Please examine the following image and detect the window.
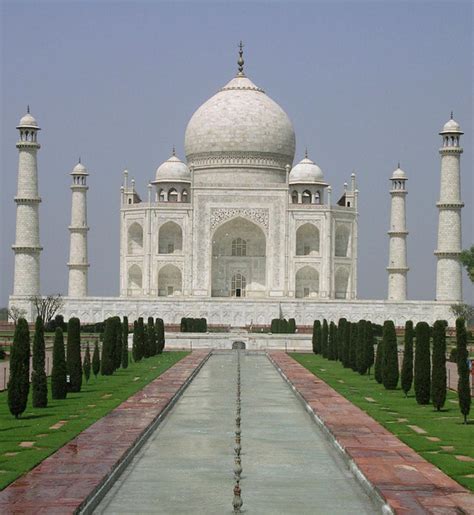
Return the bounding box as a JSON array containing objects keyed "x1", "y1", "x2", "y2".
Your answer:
[
  {"x1": 232, "y1": 237, "x2": 247, "y2": 256},
  {"x1": 302, "y1": 190, "x2": 311, "y2": 204},
  {"x1": 291, "y1": 190, "x2": 298, "y2": 204},
  {"x1": 167, "y1": 286, "x2": 174, "y2": 296},
  {"x1": 231, "y1": 273, "x2": 246, "y2": 297},
  {"x1": 168, "y1": 188, "x2": 178, "y2": 202}
]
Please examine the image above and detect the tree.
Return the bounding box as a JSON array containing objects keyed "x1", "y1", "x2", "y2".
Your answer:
[
  {"x1": 66, "y1": 317, "x2": 82, "y2": 392},
  {"x1": 350, "y1": 323, "x2": 358, "y2": 371},
  {"x1": 456, "y1": 318, "x2": 471, "y2": 424},
  {"x1": 356, "y1": 320, "x2": 367, "y2": 374},
  {"x1": 155, "y1": 318, "x2": 165, "y2": 354},
  {"x1": 374, "y1": 336, "x2": 384, "y2": 384},
  {"x1": 29, "y1": 294, "x2": 64, "y2": 323},
  {"x1": 321, "y1": 319, "x2": 329, "y2": 358},
  {"x1": 337, "y1": 318, "x2": 346, "y2": 362},
  {"x1": 146, "y1": 317, "x2": 156, "y2": 357},
  {"x1": 328, "y1": 322, "x2": 337, "y2": 360},
  {"x1": 7, "y1": 305, "x2": 27, "y2": 325},
  {"x1": 51, "y1": 328, "x2": 67, "y2": 399},
  {"x1": 401, "y1": 321, "x2": 414, "y2": 397},
  {"x1": 342, "y1": 322, "x2": 351, "y2": 368},
  {"x1": 92, "y1": 341, "x2": 100, "y2": 378},
  {"x1": 113, "y1": 317, "x2": 122, "y2": 369},
  {"x1": 382, "y1": 320, "x2": 399, "y2": 389},
  {"x1": 101, "y1": 318, "x2": 116, "y2": 375},
  {"x1": 460, "y1": 245, "x2": 474, "y2": 282},
  {"x1": 137, "y1": 318, "x2": 146, "y2": 359},
  {"x1": 121, "y1": 316, "x2": 129, "y2": 368},
  {"x1": 132, "y1": 320, "x2": 141, "y2": 362},
  {"x1": 7, "y1": 318, "x2": 30, "y2": 418},
  {"x1": 365, "y1": 321, "x2": 375, "y2": 376},
  {"x1": 312, "y1": 321, "x2": 320, "y2": 354},
  {"x1": 414, "y1": 322, "x2": 431, "y2": 405},
  {"x1": 450, "y1": 304, "x2": 474, "y2": 325},
  {"x1": 32, "y1": 316, "x2": 47, "y2": 408},
  {"x1": 431, "y1": 320, "x2": 447, "y2": 411},
  {"x1": 83, "y1": 343, "x2": 91, "y2": 383},
  {"x1": 270, "y1": 319, "x2": 279, "y2": 333},
  {"x1": 288, "y1": 318, "x2": 296, "y2": 334}
]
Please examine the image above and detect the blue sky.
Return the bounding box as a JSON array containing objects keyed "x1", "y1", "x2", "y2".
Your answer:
[{"x1": 1, "y1": 1, "x2": 472, "y2": 305}]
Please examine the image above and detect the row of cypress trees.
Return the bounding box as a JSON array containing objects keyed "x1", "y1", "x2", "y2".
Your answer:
[
  {"x1": 132, "y1": 317, "x2": 165, "y2": 362},
  {"x1": 270, "y1": 318, "x2": 296, "y2": 334}
]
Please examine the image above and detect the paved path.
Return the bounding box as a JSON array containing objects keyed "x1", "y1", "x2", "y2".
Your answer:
[{"x1": 96, "y1": 352, "x2": 378, "y2": 514}]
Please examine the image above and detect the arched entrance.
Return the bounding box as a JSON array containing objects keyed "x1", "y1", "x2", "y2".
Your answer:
[
  {"x1": 211, "y1": 217, "x2": 266, "y2": 297},
  {"x1": 158, "y1": 264, "x2": 182, "y2": 297}
]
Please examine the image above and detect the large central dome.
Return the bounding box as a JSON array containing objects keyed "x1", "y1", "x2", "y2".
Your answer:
[{"x1": 184, "y1": 73, "x2": 296, "y2": 174}]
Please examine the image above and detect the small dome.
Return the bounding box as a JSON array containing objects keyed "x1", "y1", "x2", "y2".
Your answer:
[
  {"x1": 391, "y1": 166, "x2": 406, "y2": 179},
  {"x1": 72, "y1": 161, "x2": 88, "y2": 175},
  {"x1": 154, "y1": 153, "x2": 191, "y2": 183},
  {"x1": 17, "y1": 111, "x2": 39, "y2": 129},
  {"x1": 289, "y1": 156, "x2": 324, "y2": 184},
  {"x1": 440, "y1": 116, "x2": 463, "y2": 134}
]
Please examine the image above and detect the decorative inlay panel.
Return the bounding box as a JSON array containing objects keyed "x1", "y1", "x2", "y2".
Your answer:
[{"x1": 210, "y1": 207, "x2": 269, "y2": 231}]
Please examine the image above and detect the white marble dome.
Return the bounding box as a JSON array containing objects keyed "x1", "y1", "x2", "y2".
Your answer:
[
  {"x1": 72, "y1": 161, "x2": 88, "y2": 174},
  {"x1": 155, "y1": 153, "x2": 191, "y2": 183},
  {"x1": 184, "y1": 74, "x2": 296, "y2": 168},
  {"x1": 17, "y1": 112, "x2": 39, "y2": 129},
  {"x1": 289, "y1": 157, "x2": 324, "y2": 184},
  {"x1": 440, "y1": 117, "x2": 462, "y2": 134},
  {"x1": 391, "y1": 166, "x2": 406, "y2": 179}
]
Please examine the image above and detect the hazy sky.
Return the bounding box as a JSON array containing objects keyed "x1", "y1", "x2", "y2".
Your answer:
[{"x1": 1, "y1": 0, "x2": 472, "y2": 306}]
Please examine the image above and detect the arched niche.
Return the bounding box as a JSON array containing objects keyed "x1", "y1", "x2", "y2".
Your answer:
[
  {"x1": 128, "y1": 223, "x2": 143, "y2": 254},
  {"x1": 335, "y1": 224, "x2": 351, "y2": 257},
  {"x1": 295, "y1": 266, "x2": 319, "y2": 298},
  {"x1": 158, "y1": 221, "x2": 183, "y2": 254},
  {"x1": 296, "y1": 223, "x2": 320, "y2": 256},
  {"x1": 335, "y1": 267, "x2": 350, "y2": 299},
  {"x1": 128, "y1": 264, "x2": 142, "y2": 295},
  {"x1": 158, "y1": 264, "x2": 182, "y2": 297}
]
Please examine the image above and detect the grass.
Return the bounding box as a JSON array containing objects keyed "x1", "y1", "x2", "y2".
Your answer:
[
  {"x1": 0, "y1": 351, "x2": 188, "y2": 490},
  {"x1": 290, "y1": 353, "x2": 474, "y2": 492}
]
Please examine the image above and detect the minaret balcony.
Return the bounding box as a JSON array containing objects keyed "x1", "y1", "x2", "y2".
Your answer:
[
  {"x1": 14, "y1": 196, "x2": 41, "y2": 204},
  {"x1": 435, "y1": 201, "x2": 464, "y2": 209},
  {"x1": 11, "y1": 244, "x2": 43, "y2": 252},
  {"x1": 434, "y1": 250, "x2": 461, "y2": 257},
  {"x1": 439, "y1": 147, "x2": 463, "y2": 155},
  {"x1": 67, "y1": 262, "x2": 90, "y2": 268},
  {"x1": 386, "y1": 266, "x2": 409, "y2": 272},
  {"x1": 387, "y1": 230, "x2": 408, "y2": 236},
  {"x1": 16, "y1": 141, "x2": 40, "y2": 150},
  {"x1": 68, "y1": 225, "x2": 90, "y2": 232}
]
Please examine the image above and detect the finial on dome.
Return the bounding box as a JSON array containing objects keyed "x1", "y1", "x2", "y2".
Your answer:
[
  {"x1": 172, "y1": 145, "x2": 176, "y2": 156},
  {"x1": 304, "y1": 147, "x2": 308, "y2": 159},
  {"x1": 397, "y1": 161, "x2": 400, "y2": 169},
  {"x1": 450, "y1": 110, "x2": 454, "y2": 119},
  {"x1": 237, "y1": 41, "x2": 245, "y2": 75},
  {"x1": 27, "y1": 105, "x2": 30, "y2": 114},
  {"x1": 78, "y1": 156, "x2": 81, "y2": 164}
]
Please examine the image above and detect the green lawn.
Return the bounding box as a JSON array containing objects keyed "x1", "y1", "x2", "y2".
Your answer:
[
  {"x1": 290, "y1": 353, "x2": 474, "y2": 492},
  {"x1": 0, "y1": 351, "x2": 188, "y2": 490}
]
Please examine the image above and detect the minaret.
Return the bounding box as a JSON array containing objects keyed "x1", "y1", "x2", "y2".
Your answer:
[
  {"x1": 12, "y1": 108, "x2": 42, "y2": 297},
  {"x1": 435, "y1": 114, "x2": 464, "y2": 302},
  {"x1": 67, "y1": 159, "x2": 89, "y2": 297},
  {"x1": 387, "y1": 164, "x2": 409, "y2": 300}
]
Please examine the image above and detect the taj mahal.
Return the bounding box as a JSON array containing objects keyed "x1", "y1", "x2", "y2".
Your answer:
[{"x1": 9, "y1": 46, "x2": 465, "y2": 326}]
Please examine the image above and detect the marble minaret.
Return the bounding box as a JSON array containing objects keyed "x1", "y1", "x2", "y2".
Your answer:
[
  {"x1": 435, "y1": 114, "x2": 464, "y2": 302},
  {"x1": 387, "y1": 165, "x2": 409, "y2": 300},
  {"x1": 12, "y1": 108, "x2": 42, "y2": 297},
  {"x1": 67, "y1": 160, "x2": 89, "y2": 297}
]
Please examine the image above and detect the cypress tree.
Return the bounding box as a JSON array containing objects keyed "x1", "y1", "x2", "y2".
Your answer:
[
  {"x1": 8, "y1": 318, "x2": 30, "y2": 418},
  {"x1": 337, "y1": 318, "x2": 347, "y2": 362},
  {"x1": 382, "y1": 320, "x2": 399, "y2": 389},
  {"x1": 401, "y1": 321, "x2": 414, "y2": 397},
  {"x1": 32, "y1": 316, "x2": 48, "y2": 408},
  {"x1": 83, "y1": 343, "x2": 91, "y2": 383},
  {"x1": 312, "y1": 320, "x2": 320, "y2": 354},
  {"x1": 92, "y1": 341, "x2": 100, "y2": 377},
  {"x1": 121, "y1": 316, "x2": 129, "y2": 368},
  {"x1": 51, "y1": 327, "x2": 67, "y2": 400},
  {"x1": 431, "y1": 320, "x2": 447, "y2": 411},
  {"x1": 374, "y1": 336, "x2": 384, "y2": 384},
  {"x1": 456, "y1": 318, "x2": 471, "y2": 424},
  {"x1": 147, "y1": 317, "x2": 156, "y2": 356},
  {"x1": 180, "y1": 317, "x2": 186, "y2": 332},
  {"x1": 101, "y1": 318, "x2": 116, "y2": 375},
  {"x1": 270, "y1": 319, "x2": 278, "y2": 333},
  {"x1": 365, "y1": 321, "x2": 375, "y2": 376},
  {"x1": 328, "y1": 322, "x2": 336, "y2": 360},
  {"x1": 137, "y1": 317, "x2": 146, "y2": 360},
  {"x1": 350, "y1": 323, "x2": 358, "y2": 371},
  {"x1": 414, "y1": 321, "x2": 431, "y2": 405},
  {"x1": 114, "y1": 317, "x2": 122, "y2": 369},
  {"x1": 342, "y1": 322, "x2": 351, "y2": 368},
  {"x1": 288, "y1": 318, "x2": 296, "y2": 334},
  {"x1": 132, "y1": 320, "x2": 141, "y2": 362},
  {"x1": 356, "y1": 320, "x2": 367, "y2": 374},
  {"x1": 66, "y1": 317, "x2": 82, "y2": 392},
  {"x1": 321, "y1": 319, "x2": 329, "y2": 358},
  {"x1": 155, "y1": 318, "x2": 165, "y2": 354}
]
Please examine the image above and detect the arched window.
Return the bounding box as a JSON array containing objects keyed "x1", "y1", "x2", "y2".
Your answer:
[
  {"x1": 315, "y1": 191, "x2": 321, "y2": 204},
  {"x1": 232, "y1": 237, "x2": 247, "y2": 256},
  {"x1": 128, "y1": 264, "x2": 142, "y2": 295},
  {"x1": 302, "y1": 190, "x2": 311, "y2": 204},
  {"x1": 296, "y1": 223, "x2": 320, "y2": 256},
  {"x1": 295, "y1": 266, "x2": 319, "y2": 298},
  {"x1": 335, "y1": 224, "x2": 351, "y2": 257},
  {"x1": 182, "y1": 189, "x2": 188, "y2": 202},
  {"x1": 158, "y1": 264, "x2": 182, "y2": 297},
  {"x1": 231, "y1": 273, "x2": 246, "y2": 297},
  {"x1": 291, "y1": 190, "x2": 298, "y2": 204},
  {"x1": 158, "y1": 221, "x2": 183, "y2": 254},
  {"x1": 128, "y1": 223, "x2": 143, "y2": 254},
  {"x1": 168, "y1": 188, "x2": 178, "y2": 202}
]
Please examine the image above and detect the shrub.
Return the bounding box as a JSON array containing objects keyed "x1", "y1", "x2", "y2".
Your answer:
[
  {"x1": 382, "y1": 320, "x2": 399, "y2": 389},
  {"x1": 66, "y1": 317, "x2": 82, "y2": 392},
  {"x1": 83, "y1": 344, "x2": 91, "y2": 383},
  {"x1": 101, "y1": 318, "x2": 116, "y2": 375},
  {"x1": 401, "y1": 321, "x2": 414, "y2": 397},
  {"x1": 456, "y1": 318, "x2": 471, "y2": 424},
  {"x1": 328, "y1": 322, "x2": 337, "y2": 360},
  {"x1": 288, "y1": 318, "x2": 296, "y2": 334},
  {"x1": 365, "y1": 321, "x2": 375, "y2": 375},
  {"x1": 132, "y1": 320, "x2": 141, "y2": 362},
  {"x1": 414, "y1": 321, "x2": 431, "y2": 405},
  {"x1": 337, "y1": 318, "x2": 347, "y2": 362},
  {"x1": 113, "y1": 317, "x2": 123, "y2": 369},
  {"x1": 321, "y1": 320, "x2": 329, "y2": 358},
  {"x1": 180, "y1": 317, "x2": 187, "y2": 332},
  {"x1": 51, "y1": 328, "x2": 67, "y2": 400},
  {"x1": 7, "y1": 318, "x2": 30, "y2": 418},
  {"x1": 92, "y1": 341, "x2": 100, "y2": 377},
  {"x1": 121, "y1": 316, "x2": 129, "y2": 368},
  {"x1": 356, "y1": 320, "x2": 367, "y2": 374},
  {"x1": 155, "y1": 318, "x2": 165, "y2": 354},
  {"x1": 32, "y1": 316, "x2": 47, "y2": 408},
  {"x1": 374, "y1": 336, "x2": 384, "y2": 384},
  {"x1": 312, "y1": 321, "x2": 320, "y2": 354},
  {"x1": 137, "y1": 317, "x2": 146, "y2": 358},
  {"x1": 449, "y1": 347, "x2": 458, "y2": 363},
  {"x1": 431, "y1": 320, "x2": 447, "y2": 411},
  {"x1": 146, "y1": 317, "x2": 156, "y2": 357},
  {"x1": 350, "y1": 322, "x2": 358, "y2": 371}
]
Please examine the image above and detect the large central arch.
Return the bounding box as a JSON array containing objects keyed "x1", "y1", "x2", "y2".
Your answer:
[{"x1": 211, "y1": 217, "x2": 266, "y2": 298}]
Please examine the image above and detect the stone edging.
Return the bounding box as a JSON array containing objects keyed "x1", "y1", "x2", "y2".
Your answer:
[
  {"x1": 267, "y1": 351, "x2": 474, "y2": 514},
  {"x1": 0, "y1": 351, "x2": 211, "y2": 514}
]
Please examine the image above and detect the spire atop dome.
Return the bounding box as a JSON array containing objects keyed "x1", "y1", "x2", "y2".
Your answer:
[
  {"x1": 450, "y1": 110, "x2": 454, "y2": 119},
  {"x1": 237, "y1": 41, "x2": 245, "y2": 76},
  {"x1": 172, "y1": 145, "x2": 176, "y2": 156},
  {"x1": 305, "y1": 147, "x2": 308, "y2": 159},
  {"x1": 27, "y1": 105, "x2": 30, "y2": 114}
]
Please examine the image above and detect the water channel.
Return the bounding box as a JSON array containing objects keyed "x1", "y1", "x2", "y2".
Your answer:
[{"x1": 95, "y1": 352, "x2": 379, "y2": 514}]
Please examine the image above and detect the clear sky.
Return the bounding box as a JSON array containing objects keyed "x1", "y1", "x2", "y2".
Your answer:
[{"x1": 0, "y1": 0, "x2": 472, "y2": 306}]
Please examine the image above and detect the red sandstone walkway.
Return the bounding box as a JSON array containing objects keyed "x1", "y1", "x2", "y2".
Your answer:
[
  {"x1": 0, "y1": 351, "x2": 210, "y2": 514},
  {"x1": 269, "y1": 351, "x2": 474, "y2": 514}
]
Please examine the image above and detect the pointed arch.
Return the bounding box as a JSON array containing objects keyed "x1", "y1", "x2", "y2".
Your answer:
[
  {"x1": 296, "y1": 223, "x2": 320, "y2": 256},
  {"x1": 128, "y1": 264, "x2": 142, "y2": 295},
  {"x1": 335, "y1": 267, "x2": 350, "y2": 299},
  {"x1": 335, "y1": 224, "x2": 351, "y2": 257},
  {"x1": 158, "y1": 264, "x2": 182, "y2": 297},
  {"x1": 128, "y1": 223, "x2": 143, "y2": 254},
  {"x1": 158, "y1": 221, "x2": 183, "y2": 254},
  {"x1": 295, "y1": 266, "x2": 319, "y2": 298}
]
